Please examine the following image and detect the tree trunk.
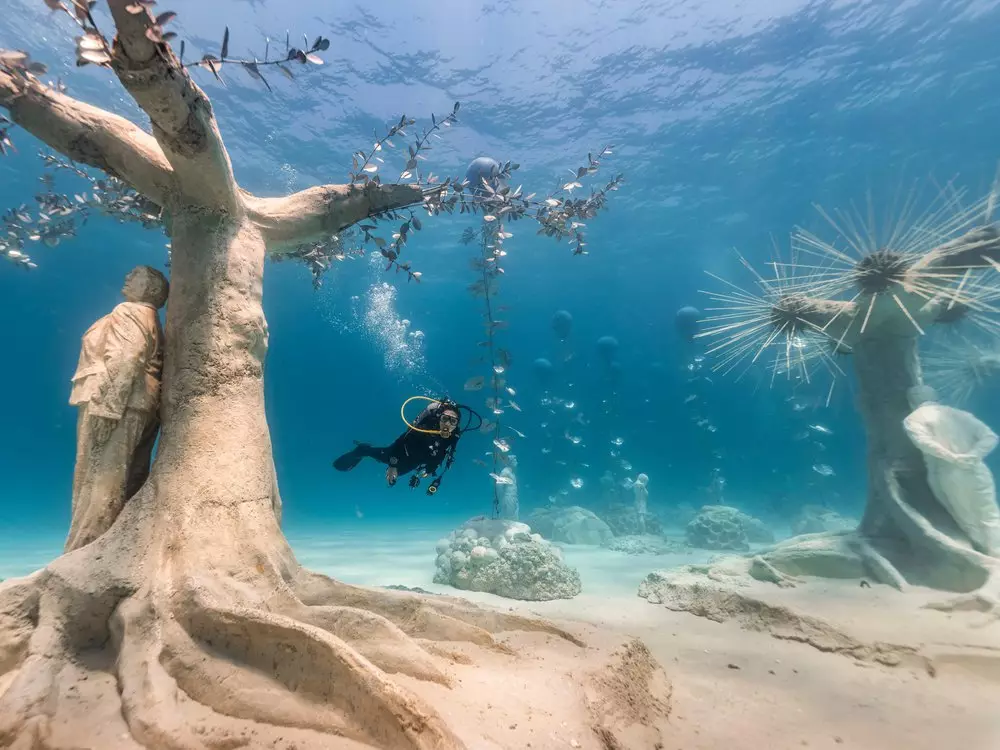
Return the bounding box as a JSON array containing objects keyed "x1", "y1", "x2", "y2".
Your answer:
[
  {"x1": 746, "y1": 332, "x2": 997, "y2": 596},
  {"x1": 854, "y1": 334, "x2": 939, "y2": 535},
  {"x1": 0, "y1": 211, "x2": 609, "y2": 750},
  {"x1": 151, "y1": 210, "x2": 286, "y2": 562},
  {"x1": 849, "y1": 334, "x2": 990, "y2": 591}
]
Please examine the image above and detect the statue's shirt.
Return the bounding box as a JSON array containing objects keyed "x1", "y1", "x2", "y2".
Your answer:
[{"x1": 70, "y1": 301, "x2": 164, "y2": 419}]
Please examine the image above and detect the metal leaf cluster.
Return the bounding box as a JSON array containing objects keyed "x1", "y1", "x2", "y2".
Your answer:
[
  {"x1": 273, "y1": 206, "x2": 426, "y2": 291},
  {"x1": 0, "y1": 113, "x2": 15, "y2": 156},
  {"x1": 41, "y1": 0, "x2": 332, "y2": 89},
  {"x1": 425, "y1": 145, "x2": 622, "y2": 257},
  {"x1": 190, "y1": 27, "x2": 331, "y2": 90},
  {"x1": 348, "y1": 101, "x2": 460, "y2": 186},
  {"x1": 0, "y1": 49, "x2": 50, "y2": 100},
  {"x1": 270, "y1": 231, "x2": 360, "y2": 289},
  {"x1": 39, "y1": 0, "x2": 113, "y2": 67},
  {"x1": 1, "y1": 152, "x2": 163, "y2": 270},
  {"x1": 0, "y1": 47, "x2": 65, "y2": 154}
]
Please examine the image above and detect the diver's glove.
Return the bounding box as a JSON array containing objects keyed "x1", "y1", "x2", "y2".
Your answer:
[{"x1": 408, "y1": 474, "x2": 421, "y2": 489}]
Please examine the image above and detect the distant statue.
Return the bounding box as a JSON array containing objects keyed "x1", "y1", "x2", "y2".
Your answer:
[
  {"x1": 633, "y1": 473, "x2": 649, "y2": 534},
  {"x1": 499, "y1": 455, "x2": 519, "y2": 521},
  {"x1": 903, "y1": 385, "x2": 1000, "y2": 557},
  {"x1": 707, "y1": 467, "x2": 726, "y2": 504},
  {"x1": 65, "y1": 266, "x2": 168, "y2": 552}
]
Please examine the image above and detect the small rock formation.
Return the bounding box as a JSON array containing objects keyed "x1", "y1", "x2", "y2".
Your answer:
[
  {"x1": 685, "y1": 506, "x2": 746, "y2": 550},
  {"x1": 603, "y1": 535, "x2": 687, "y2": 556},
  {"x1": 65, "y1": 266, "x2": 168, "y2": 552},
  {"x1": 528, "y1": 505, "x2": 615, "y2": 545},
  {"x1": 791, "y1": 505, "x2": 858, "y2": 536},
  {"x1": 684, "y1": 506, "x2": 774, "y2": 551},
  {"x1": 433, "y1": 517, "x2": 582, "y2": 601}
]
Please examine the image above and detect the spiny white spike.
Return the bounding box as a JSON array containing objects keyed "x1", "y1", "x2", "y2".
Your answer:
[
  {"x1": 860, "y1": 293, "x2": 878, "y2": 335},
  {"x1": 892, "y1": 292, "x2": 926, "y2": 336}
]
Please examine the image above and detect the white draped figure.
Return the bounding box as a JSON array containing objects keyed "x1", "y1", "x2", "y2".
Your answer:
[
  {"x1": 499, "y1": 455, "x2": 519, "y2": 521},
  {"x1": 633, "y1": 473, "x2": 649, "y2": 534},
  {"x1": 65, "y1": 266, "x2": 168, "y2": 552},
  {"x1": 903, "y1": 385, "x2": 1000, "y2": 557}
]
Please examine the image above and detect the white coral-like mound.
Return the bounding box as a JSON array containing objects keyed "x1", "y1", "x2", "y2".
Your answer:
[{"x1": 433, "y1": 518, "x2": 582, "y2": 601}]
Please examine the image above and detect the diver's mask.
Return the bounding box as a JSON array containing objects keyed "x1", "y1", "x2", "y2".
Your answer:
[{"x1": 439, "y1": 411, "x2": 459, "y2": 435}]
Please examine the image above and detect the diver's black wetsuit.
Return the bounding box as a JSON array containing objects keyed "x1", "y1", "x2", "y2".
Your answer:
[{"x1": 332, "y1": 402, "x2": 460, "y2": 490}]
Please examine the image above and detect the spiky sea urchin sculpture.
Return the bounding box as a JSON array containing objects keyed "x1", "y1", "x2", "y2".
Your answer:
[
  {"x1": 699, "y1": 183, "x2": 1000, "y2": 385},
  {"x1": 923, "y1": 334, "x2": 1000, "y2": 405},
  {"x1": 693, "y1": 179, "x2": 1000, "y2": 609},
  {"x1": 697, "y1": 250, "x2": 847, "y2": 395}
]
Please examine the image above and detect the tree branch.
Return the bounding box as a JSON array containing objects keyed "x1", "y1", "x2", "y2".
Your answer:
[
  {"x1": 770, "y1": 294, "x2": 857, "y2": 349},
  {"x1": 909, "y1": 224, "x2": 1000, "y2": 273},
  {"x1": 0, "y1": 66, "x2": 173, "y2": 206},
  {"x1": 245, "y1": 182, "x2": 425, "y2": 254},
  {"x1": 106, "y1": 0, "x2": 238, "y2": 212}
]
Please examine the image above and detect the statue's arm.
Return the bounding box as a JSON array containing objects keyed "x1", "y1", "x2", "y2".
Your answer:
[
  {"x1": 960, "y1": 412, "x2": 1000, "y2": 458},
  {"x1": 903, "y1": 411, "x2": 963, "y2": 462}
]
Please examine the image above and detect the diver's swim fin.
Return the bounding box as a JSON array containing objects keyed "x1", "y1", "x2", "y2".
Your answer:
[
  {"x1": 332, "y1": 442, "x2": 372, "y2": 472},
  {"x1": 333, "y1": 449, "x2": 364, "y2": 472}
]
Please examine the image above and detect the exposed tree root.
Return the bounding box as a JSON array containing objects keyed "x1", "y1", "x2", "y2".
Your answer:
[
  {"x1": 0, "y1": 548, "x2": 594, "y2": 750},
  {"x1": 290, "y1": 604, "x2": 452, "y2": 685},
  {"x1": 294, "y1": 569, "x2": 587, "y2": 647}
]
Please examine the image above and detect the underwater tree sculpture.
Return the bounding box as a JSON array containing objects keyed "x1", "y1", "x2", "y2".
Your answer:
[
  {"x1": 0, "y1": 5, "x2": 650, "y2": 748},
  {"x1": 698, "y1": 188, "x2": 1000, "y2": 608}
]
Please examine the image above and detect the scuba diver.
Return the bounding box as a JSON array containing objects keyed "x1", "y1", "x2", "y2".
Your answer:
[{"x1": 332, "y1": 397, "x2": 479, "y2": 495}]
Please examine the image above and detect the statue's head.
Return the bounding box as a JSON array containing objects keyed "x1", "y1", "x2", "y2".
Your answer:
[
  {"x1": 123, "y1": 266, "x2": 169, "y2": 309},
  {"x1": 907, "y1": 384, "x2": 939, "y2": 409},
  {"x1": 636, "y1": 473, "x2": 649, "y2": 487},
  {"x1": 507, "y1": 454, "x2": 518, "y2": 469}
]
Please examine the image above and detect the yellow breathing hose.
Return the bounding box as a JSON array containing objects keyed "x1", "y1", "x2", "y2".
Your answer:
[{"x1": 401, "y1": 395, "x2": 446, "y2": 435}]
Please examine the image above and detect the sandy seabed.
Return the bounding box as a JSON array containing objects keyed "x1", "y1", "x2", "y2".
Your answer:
[{"x1": 2, "y1": 520, "x2": 999, "y2": 750}]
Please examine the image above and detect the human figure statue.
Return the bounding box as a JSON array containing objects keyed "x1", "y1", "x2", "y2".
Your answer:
[
  {"x1": 707, "y1": 467, "x2": 726, "y2": 505},
  {"x1": 903, "y1": 385, "x2": 1000, "y2": 557},
  {"x1": 65, "y1": 266, "x2": 168, "y2": 552},
  {"x1": 633, "y1": 472, "x2": 649, "y2": 534},
  {"x1": 499, "y1": 455, "x2": 519, "y2": 521}
]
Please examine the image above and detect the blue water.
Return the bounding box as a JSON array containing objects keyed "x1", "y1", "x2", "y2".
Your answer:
[{"x1": 2, "y1": 0, "x2": 1000, "y2": 550}]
